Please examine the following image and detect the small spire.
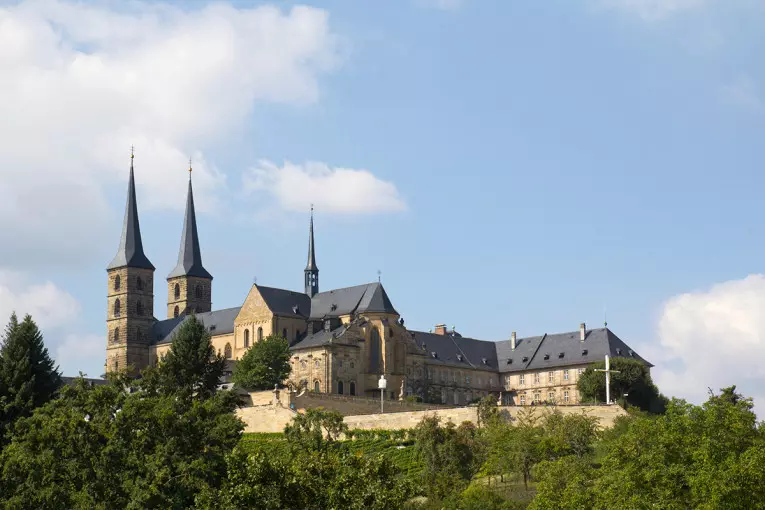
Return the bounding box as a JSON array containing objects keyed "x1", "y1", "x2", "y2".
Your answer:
[
  {"x1": 107, "y1": 148, "x2": 154, "y2": 271},
  {"x1": 304, "y1": 206, "x2": 319, "y2": 296},
  {"x1": 168, "y1": 162, "x2": 212, "y2": 280}
]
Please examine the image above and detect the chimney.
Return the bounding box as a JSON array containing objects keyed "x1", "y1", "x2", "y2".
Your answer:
[
  {"x1": 579, "y1": 322, "x2": 586, "y2": 342},
  {"x1": 434, "y1": 324, "x2": 447, "y2": 335},
  {"x1": 511, "y1": 331, "x2": 517, "y2": 350}
]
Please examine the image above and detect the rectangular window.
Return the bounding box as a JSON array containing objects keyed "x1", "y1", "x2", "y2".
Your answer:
[
  {"x1": 563, "y1": 369, "x2": 569, "y2": 381},
  {"x1": 564, "y1": 391, "x2": 569, "y2": 403},
  {"x1": 534, "y1": 373, "x2": 540, "y2": 384},
  {"x1": 520, "y1": 395, "x2": 526, "y2": 405},
  {"x1": 466, "y1": 375, "x2": 471, "y2": 385},
  {"x1": 519, "y1": 374, "x2": 525, "y2": 385},
  {"x1": 338, "y1": 360, "x2": 343, "y2": 367},
  {"x1": 548, "y1": 391, "x2": 555, "y2": 401},
  {"x1": 548, "y1": 371, "x2": 554, "y2": 383},
  {"x1": 578, "y1": 368, "x2": 584, "y2": 375},
  {"x1": 534, "y1": 393, "x2": 541, "y2": 404}
]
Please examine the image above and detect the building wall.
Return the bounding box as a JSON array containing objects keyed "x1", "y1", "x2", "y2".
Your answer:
[
  {"x1": 166, "y1": 276, "x2": 212, "y2": 319},
  {"x1": 106, "y1": 267, "x2": 154, "y2": 375},
  {"x1": 501, "y1": 364, "x2": 589, "y2": 405}
]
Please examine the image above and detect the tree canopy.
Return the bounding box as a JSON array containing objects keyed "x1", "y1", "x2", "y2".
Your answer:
[
  {"x1": 232, "y1": 334, "x2": 291, "y2": 391},
  {"x1": 577, "y1": 356, "x2": 667, "y2": 413},
  {"x1": 0, "y1": 313, "x2": 62, "y2": 443}
]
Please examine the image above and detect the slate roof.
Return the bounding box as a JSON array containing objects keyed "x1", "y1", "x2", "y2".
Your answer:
[
  {"x1": 107, "y1": 158, "x2": 155, "y2": 271},
  {"x1": 256, "y1": 285, "x2": 312, "y2": 319},
  {"x1": 495, "y1": 328, "x2": 652, "y2": 373},
  {"x1": 411, "y1": 331, "x2": 499, "y2": 370},
  {"x1": 305, "y1": 211, "x2": 318, "y2": 271},
  {"x1": 290, "y1": 326, "x2": 345, "y2": 350},
  {"x1": 152, "y1": 307, "x2": 241, "y2": 345},
  {"x1": 167, "y1": 178, "x2": 212, "y2": 279},
  {"x1": 309, "y1": 282, "x2": 397, "y2": 319}
]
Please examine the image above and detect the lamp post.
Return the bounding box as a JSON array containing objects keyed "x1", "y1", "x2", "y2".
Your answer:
[{"x1": 378, "y1": 375, "x2": 387, "y2": 414}]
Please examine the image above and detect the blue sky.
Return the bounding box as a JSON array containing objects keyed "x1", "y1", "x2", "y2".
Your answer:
[{"x1": 1, "y1": 0, "x2": 764, "y2": 407}]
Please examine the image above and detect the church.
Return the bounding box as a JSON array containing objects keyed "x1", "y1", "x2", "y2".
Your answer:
[{"x1": 105, "y1": 154, "x2": 651, "y2": 406}]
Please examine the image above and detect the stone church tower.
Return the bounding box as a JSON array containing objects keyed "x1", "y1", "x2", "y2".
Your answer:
[
  {"x1": 105, "y1": 152, "x2": 155, "y2": 375},
  {"x1": 166, "y1": 168, "x2": 213, "y2": 318}
]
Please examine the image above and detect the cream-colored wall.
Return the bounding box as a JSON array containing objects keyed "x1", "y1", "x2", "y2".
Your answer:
[
  {"x1": 501, "y1": 365, "x2": 589, "y2": 405},
  {"x1": 233, "y1": 285, "x2": 275, "y2": 358},
  {"x1": 288, "y1": 347, "x2": 329, "y2": 393}
]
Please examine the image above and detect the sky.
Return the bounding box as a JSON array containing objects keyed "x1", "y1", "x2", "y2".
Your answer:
[{"x1": 1, "y1": 0, "x2": 764, "y2": 409}]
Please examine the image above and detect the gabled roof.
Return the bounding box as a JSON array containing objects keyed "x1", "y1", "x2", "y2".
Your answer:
[
  {"x1": 152, "y1": 307, "x2": 241, "y2": 345},
  {"x1": 256, "y1": 285, "x2": 311, "y2": 318},
  {"x1": 107, "y1": 157, "x2": 154, "y2": 271},
  {"x1": 309, "y1": 282, "x2": 397, "y2": 319},
  {"x1": 167, "y1": 178, "x2": 212, "y2": 279},
  {"x1": 411, "y1": 330, "x2": 499, "y2": 370},
  {"x1": 494, "y1": 328, "x2": 652, "y2": 373}
]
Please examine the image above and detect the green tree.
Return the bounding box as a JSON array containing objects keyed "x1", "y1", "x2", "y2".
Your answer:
[
  {"x1": 232, "y1": 335, "x2": 291, "y2": 391},
  {"x1": 284, "y1": 408, "x2": 347, "y2": 458},
  {"x1": 0, "y1": 313, "x2": 62, "y2": 443},
  {"x1": 577, "y1": 357, "x2": 667, "y2": 413},
  {"x1": 538, "y1": 411, "x2": 600, "y2": 460},
  {"x1": 148, "y1": 314, "x2": 225, "y2": 399},
  {"x1": 476, "y1": 394, "x2": 500, "y2": 428},
  {"x1": 483, "y1": 407, "x2": 543, "y2": 491},
  {"x1": 529, "y1": 457, "x2": 596, "y2": 510}
]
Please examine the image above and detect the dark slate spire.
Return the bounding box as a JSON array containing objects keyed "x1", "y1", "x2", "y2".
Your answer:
[
  {"x1": 107, "y1": 150, "x2": 155, "y2": 271},
  {"x1": 168, "y1": 164, "x2": 212, "y2": 280},
  {"x1": 304, "y1": 206, "x2": 319, "y2": 297}
]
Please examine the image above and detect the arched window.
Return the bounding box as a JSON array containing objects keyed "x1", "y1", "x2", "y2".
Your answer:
[
  {"x1": 112, "y1": 327, "x2": 119, "y2": 343},
  {"x1": 113, "y1": 358, "x2": 118, "y2": 370},
  {"x1": 114, "y1": 275, "x2": 121, "y2": 291},
  {"x1": 114, "y1": 299, "x2": 121, "y2": 317},
  {"x1": 243, "y1": 329, "x2": 250, "y2": 348},
  {"x1": 282, "y1": 328, "x2": 287, "y2": 339},
  {"x1": 314, "y1": 381, "x2": 320, "y2": 393},
  {"x1": 173, "y1": 305, "x2": 179, "y2": 318},
  {"x1": 136, "y1": 300, "x2": 144, "y2": 316},
  {"x1": 137, "y1": 276, "x2": 144, "y2": 291},
  {"x1": 195, "y1": 285, "x2": 203, "y2": 299},
  {"x1": 174, "y1": 283, "x2": 180, "y2": 300},
  {"x1": 368, "y1": 327, "x2": 381, "y2": 373},
  {"x1": 257, "y1": 327, "x2": 263, "y2": 342},
  {"x1": 337, "y1": 381, "x2": 344, "y2": 395},
  {"x1": 224, "y1": 343, "x2": 232, "y2": 359},
  {"x1": 349, "y1": 381, "x2": 356, "y2": 396},
  {"x1": 454, "y1": 391, "x2": 460, "y2": 405}
]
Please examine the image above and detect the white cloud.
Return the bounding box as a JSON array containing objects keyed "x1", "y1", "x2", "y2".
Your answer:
[
  {"x1": 0, "y1": 0, "x2": 342, "y2": 268},
  {"x1": 0, "y1": 269, "x2": 80, "y2": 331},
  {"x1": 55, "y1": 333, "x2": 105, "y2": 378},
  {"x1": 721, "y1": 76, "x2": 762, "y2": 110},
  {"x1": 243, "y1": 160, "x2": 407, "y2": 214},
  {"x1": 653, "y1": 274, "x2": 765, "y2": 410},
  {"x1": 599, "y1": 0, "x2": 705, "y2": 21}
]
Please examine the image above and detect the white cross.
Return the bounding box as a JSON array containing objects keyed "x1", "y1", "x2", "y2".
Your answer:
[{"x1": 594, "y1": 354, "x2": 620, "y2": 405}]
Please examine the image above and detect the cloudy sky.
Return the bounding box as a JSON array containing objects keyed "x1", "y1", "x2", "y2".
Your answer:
[{"x1": 1, "y1": 0, "x2": 764, "y2": 408}]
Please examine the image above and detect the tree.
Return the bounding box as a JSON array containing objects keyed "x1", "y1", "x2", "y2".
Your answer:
[
  {"x1": 538, "y1": 411, "x2": 600, "y2": 460},
  {"x1": 283, "y1": 408, "x2": 347, "y2": 458},
  {"x1": 149, "y1": 314, "x2": 225, "y2": 399},
  {"x1": 232, "y1": 334, "x2": 291, "y2": 391},
  {"x1": 0, "y1": 373, "x2": 243, "y2": 508},
  {"x1": 476, "y1": 394, "x2": 500, "y2": 428},
  {"x1": 0, "y1": 313, "x2": 62, "y2": 443},
  {"x1": 577, "y1": 357, "x2": 667, "y2": 413}
]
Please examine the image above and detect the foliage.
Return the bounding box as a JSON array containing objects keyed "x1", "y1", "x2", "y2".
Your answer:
[
  {"x1": 0, "y1": 313, "x2": 62, "y2": 444},
  {"x1": 412, "y1": 416, "x2": 485, "y2": 500},
  {"x1": 529, "y1": 456, "x2": 596, "y2": 510},
  {"x1": 145, "y1": 314, "x2": 225, "y2": 400},
  {"x1": 284, "y1": 408, "x2": 347, "y2": 457},
  {"x1": 232, "y1": 334, "x2": 291, "y2": 391},
  {"x1": 476, "y1": 394, "x2": 500, "y2": 428},
  {"x1": 577, "y1": 357, "x2": 667, "y2": 413}
]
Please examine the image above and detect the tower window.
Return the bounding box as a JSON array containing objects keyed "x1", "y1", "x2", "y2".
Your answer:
[
  {"x1": 224, "y1": 343, "x2": 232, "y2": 359},
  {"x1": 244, "y1": 329, "x2": 250, "y2": 348},
  {"x1": 173, "y1": 305, "x2": 179, "y2": 318},
  {"x1": 114, "y1": 275, "x2": 121, "y2": 292},
  {"x1": 314, "y1": 381, "x2": 320, "y2": 393},
  {"x1": 137, "y1": 276, "x2": 144, "y2": 291},
  {"x1": 195, "y1": 285, "x2": 203, "y2": 299},
  {"x1": 257, "y1": 327, "x2": 263, "y2": 342},
  {"x1": 136, "y1": 300, "x2": 144, "y2": 316},
  {"x1": 112, "y1": 327, "x2": 120, "y2": 343},
  {"x1": 114, "y1": 299, "x2": 121, "y2": 317},
  {"x1": 337, "y1": 380, "x2": 344, "y2": 395},
  {"x1": 174, "y1": 283, "x2": 180, "y2": 300}
]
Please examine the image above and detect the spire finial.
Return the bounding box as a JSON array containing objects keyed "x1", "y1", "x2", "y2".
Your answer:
[
  {"x1": 130, "y1": 145, "x2": 135, "y2": 159},
  {"x1": 377, "y1": 270, "x2": 381, "y2": 283},
  {"x1": 188, "y1": 157, "x2": 193, "y2": 179},
  {"x1": 604, "y1": 305, "x2": 608, "y2": 328}
]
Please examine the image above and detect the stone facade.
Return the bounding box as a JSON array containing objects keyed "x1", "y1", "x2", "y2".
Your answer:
[
  {"x1": 105, "y1": 266, "x2": 154, "y2": 375},
  {"x1": 166, "y1": 275, "x2": 212, "y2": 319}
]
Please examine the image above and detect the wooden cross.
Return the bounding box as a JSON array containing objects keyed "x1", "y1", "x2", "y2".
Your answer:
[{"x1": 595, "y1": 355, "x2": 620, "y2": 404}]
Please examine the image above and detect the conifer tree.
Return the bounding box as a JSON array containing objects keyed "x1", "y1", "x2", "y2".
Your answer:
[
  {"x1": 0, "y1": 313, "x2": 62, "y2": 441},
  {"x1": 152, "y1": 314, "x2": 225, "y2": 399}
]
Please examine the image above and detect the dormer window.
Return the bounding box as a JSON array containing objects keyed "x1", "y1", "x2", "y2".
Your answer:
[
  {"x1": 292, "y1": 305, "x2": 299, "y2": 314},
  {"x1": 558, "y1": 352, "x2": 564, "y2": 358},
  {"x1": 543, "y1": 353, "x2": 550, "y2": 360},
  {"x1": 431, "y1": 352, "x2": 437, "y2": 359},
  {"x1": 628, "y1": 349, "x2": 634, "y2": 357},
  {"x1": 506, "y1": 359, "x2": 513, "y2": 365},
  {"x1": 330, "y1": 304, "x2": 337, "y2": 312},
  {"x1": 616, "y1": 348, "x2": 622, "y2": 355},
  {"x1": 481, "y1": 357, "x2": 488, "y2": 365},
  {"x1": 456, "y1": 354, "x2": 464, "y2": 362},
  {"x1": 582, "y1": 349, "x2": 588, "y2": 356},
  {"x1": 324, "y1": 320, "x2": 331, "y2": 332},
  {"x1": 522, "y1": 356, "x2": 528, "y2": 362}
]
